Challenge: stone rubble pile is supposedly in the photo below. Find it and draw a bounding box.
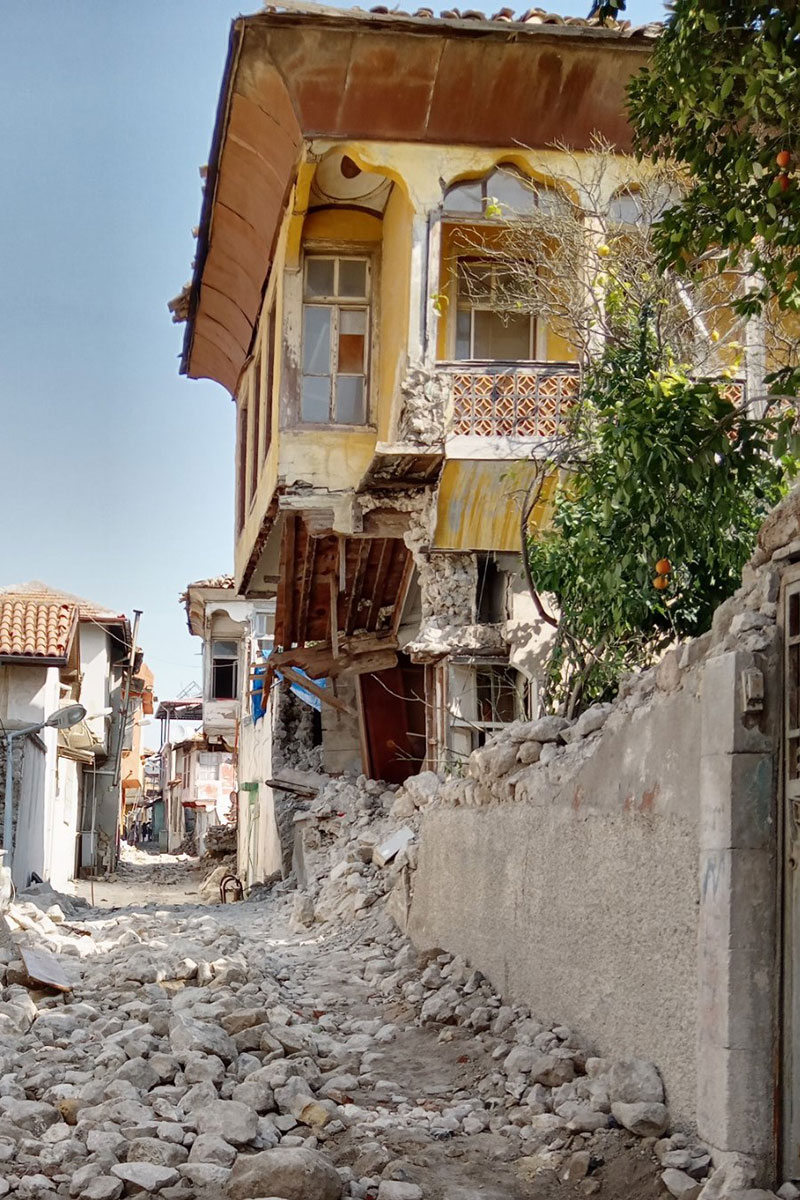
[423,521,784,815]
[0,840,787,1200]
[287,771,446,931]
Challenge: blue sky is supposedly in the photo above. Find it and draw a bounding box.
[0,0,667,728]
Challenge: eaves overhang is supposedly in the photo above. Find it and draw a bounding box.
[179,5,658,395]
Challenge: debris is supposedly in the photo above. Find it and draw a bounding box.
[372,827,415,868]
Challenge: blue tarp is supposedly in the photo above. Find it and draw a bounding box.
[252,665,324,722]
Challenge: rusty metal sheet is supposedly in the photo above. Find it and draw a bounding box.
[20,946,72,993]
[185,12,649,390]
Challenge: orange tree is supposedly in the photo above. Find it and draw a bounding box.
[628,2,800,391]
[527,304,798,714]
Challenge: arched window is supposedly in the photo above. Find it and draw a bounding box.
[608,185,675,227]
[443,165,556,218]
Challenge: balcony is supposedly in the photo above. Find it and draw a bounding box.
[439,363,747,439]
[439,361,579,439]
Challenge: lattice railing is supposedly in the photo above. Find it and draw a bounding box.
[440,361,580,438]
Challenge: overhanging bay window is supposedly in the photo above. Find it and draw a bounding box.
[301,255,370,424]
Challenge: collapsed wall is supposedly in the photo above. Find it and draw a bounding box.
[404,483,796,1174]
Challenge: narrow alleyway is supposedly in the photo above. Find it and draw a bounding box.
[0,848,680,1200]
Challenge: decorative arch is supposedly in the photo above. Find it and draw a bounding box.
[442,162,561,218]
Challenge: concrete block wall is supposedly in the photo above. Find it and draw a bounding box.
[408,646,781,1170]
[409,683,704,1123]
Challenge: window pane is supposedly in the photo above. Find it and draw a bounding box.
[489,169,534,216]
[455,308,471,359]
[302,375,330,422]
[443,179,483,213]
[458,260,492,302]
[473,310,532,360]
[338,259,368,298]
[212,641,238,659]
[335,376,365,424]
[303,306,332,373]
[305,258,335,298]
[338,309,366,373]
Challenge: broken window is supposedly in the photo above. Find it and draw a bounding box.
[476,555,507,624]
[301,255,370,424]
[210,641,239,701]
[455,260,537,361]
[446,661,530,759]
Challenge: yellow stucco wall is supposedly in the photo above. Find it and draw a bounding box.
[379,185,412,442]
[433,459,557,552]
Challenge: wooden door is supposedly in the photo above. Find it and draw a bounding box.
[359,657,426,784]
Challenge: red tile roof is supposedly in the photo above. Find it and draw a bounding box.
[0,598,78,663]
[0,581,125,624]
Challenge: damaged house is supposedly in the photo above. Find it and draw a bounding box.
[170,4,800,1183]
[172,4,664,785]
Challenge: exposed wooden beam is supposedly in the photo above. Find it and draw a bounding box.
[344,539,368,636]
[392,548,416,636]
[273,513,296,650]
[281,665,355,716]
[364,539,392,632]
[295,522,315,649]
[261,635,399,680]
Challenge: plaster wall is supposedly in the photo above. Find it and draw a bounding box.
[238,710,282,888]
[409,684,703,1123]
[79,624,111,749]
[0,664,52,727]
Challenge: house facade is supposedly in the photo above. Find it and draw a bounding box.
[173,6,670,782]
[0,582,145,887]
[182,577,286,884]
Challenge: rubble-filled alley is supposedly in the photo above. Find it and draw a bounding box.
[0,772,724,1200]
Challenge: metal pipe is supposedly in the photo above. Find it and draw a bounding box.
[112,610,142,789]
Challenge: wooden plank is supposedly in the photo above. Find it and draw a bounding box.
[273,514,296,650]
[281,665,355,716]
[295,523,315,648]
[356,675,371,778]
[338,535,347,592]
[391,548,416,636]
[344,539,368,635]
[329,575,340,659]
[364,539,392,632]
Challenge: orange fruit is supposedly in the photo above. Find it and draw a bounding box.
[653,575,669,591]
[655,558,672,575]
[777,150,792,169]
[779,173,791,192]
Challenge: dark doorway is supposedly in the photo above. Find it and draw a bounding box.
[359,655,426,785]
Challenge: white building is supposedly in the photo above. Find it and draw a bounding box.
[182,577,284,887]
[0,582,140,888]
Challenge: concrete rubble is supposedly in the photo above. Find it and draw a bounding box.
[0,768,779,1200]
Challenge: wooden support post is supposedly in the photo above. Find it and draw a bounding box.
[330,574,340,659]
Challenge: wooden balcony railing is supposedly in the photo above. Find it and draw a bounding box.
[439,361,580,438]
